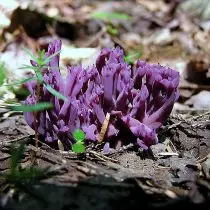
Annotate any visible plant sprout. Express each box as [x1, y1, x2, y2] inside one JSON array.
[[0, 62, 6, 86], [21, 47, 66, 147], [2, 43, 67, 148], [0, 62, 52, 113], [90, 11, 131, 36], [72, 129, 86, 153], [90, 12, 130, 21]]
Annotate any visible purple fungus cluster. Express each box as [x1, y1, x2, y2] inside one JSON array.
[[24, 40, 180, 151]]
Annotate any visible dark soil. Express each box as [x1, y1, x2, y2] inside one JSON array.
[[0, 111, 209, 210]]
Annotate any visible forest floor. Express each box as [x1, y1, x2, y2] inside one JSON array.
[[0, 0, 209, 209]]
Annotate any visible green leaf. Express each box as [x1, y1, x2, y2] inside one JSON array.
[[44, 50, 61, 64], [72, 142, 85, 153], [4, 77, 36, 86], [38, 48, 45, 59], [19, 64, 49, 70], [107, 25, 118, 35], [124, 49, 142, 64], [124, 53, 140, 64], [90, 12, 130, 21], [44, 83, 67, 101], [0, 63, 6, 86], [19, 65, 40, 71], [37, 49, 46, 66], [73, 129, 86, 142], [23, 47, 38, 62], [35, 71, 43, 83], [8, 102, 53, 112]]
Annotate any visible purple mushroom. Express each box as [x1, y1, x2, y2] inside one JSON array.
[[24, 40, 180, 151]]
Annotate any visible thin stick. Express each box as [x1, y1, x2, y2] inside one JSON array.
[[34, 80, 41, 148], [33, 112, 38, 148], [98, 112, 110, 143]]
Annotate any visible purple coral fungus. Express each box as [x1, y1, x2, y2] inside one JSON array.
[[24, 40, 180, 151]]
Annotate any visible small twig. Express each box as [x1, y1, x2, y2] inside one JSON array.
[[88, 150, 119, 163], [192, 120, 210, 128], [98, 112, 110, 143], [0, 135, 32, 149], [196, 153, 210, 163], [76, 165, 97, 175], [157, 166, 171, 169], [58, 150, 78, 159], [166, 122, 182, 130], [33, 138, 55, 150], [26, 145, 67, 165], [158, 152, 179, 156], [163, 139, 178, 154], [73, 160, 103, 171], [34, 80, 41, 148], [33, 112, 38, 148], [190, 111, 210, 121]]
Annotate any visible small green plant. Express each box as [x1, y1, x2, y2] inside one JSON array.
[[6, 102, 53, 112], [0, 62, 6, 86], [1, 46, 67, 148], [90, 11, 131, 36], [0, 144, 53, 203], [0, 62, 52, 112], [72, 129, 86, 153], [2, 47, 67, 111], [20, 48, 67, 101], [90, 11, 130, 21], [124, 51, 141, 64], [124, 47, 144, 64], [22, 47, 67, 147], [107, 25, 118, 35]]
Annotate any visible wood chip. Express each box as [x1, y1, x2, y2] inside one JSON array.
[[58, 140, 65, 151], [98, 112, 110, 143]]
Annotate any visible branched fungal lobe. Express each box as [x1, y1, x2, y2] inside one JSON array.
[[24, 40, 180, 151]]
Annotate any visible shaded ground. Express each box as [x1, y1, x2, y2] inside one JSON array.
[[0, 112, 209, 209]]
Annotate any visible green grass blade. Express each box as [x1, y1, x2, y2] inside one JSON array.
[[0, 63, 6, 85], [72, 142, 85, 153], [23, 47, 38, 62], [4, 77, 36, 86], [8, 102, 53, 112], [19, 65, 40, 71], [90, 12, 130, 21], [125, 52, 141, 64], [44, 83, 67, 101], [44, 50, 62, 64]]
